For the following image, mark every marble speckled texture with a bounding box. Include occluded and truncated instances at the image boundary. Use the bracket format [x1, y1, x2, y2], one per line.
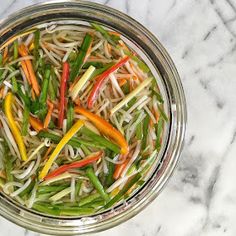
[1, 0, 236, 235]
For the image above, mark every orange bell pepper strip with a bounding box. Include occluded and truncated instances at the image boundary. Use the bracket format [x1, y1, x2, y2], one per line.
[74, 106, 129, 155]
[0, 87, 4, 99]
[4, 92, 27, 161]
[3, 46, 8, 64]
[113, 153, 129, 179]
[118, 78, 127, 87]
[44, 100, 54, 128]
[21, 61, 31, 85]
[108, 31, 121, 37]
[18, 44, 40, 96]
[42, 146, 53, 161]
[29, 116, 44, 132]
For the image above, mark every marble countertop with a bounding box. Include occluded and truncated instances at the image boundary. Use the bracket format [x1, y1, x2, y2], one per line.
[1, 0, 236, 235]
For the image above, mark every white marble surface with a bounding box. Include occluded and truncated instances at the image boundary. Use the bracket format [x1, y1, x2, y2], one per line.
[1, 0, 236, 235]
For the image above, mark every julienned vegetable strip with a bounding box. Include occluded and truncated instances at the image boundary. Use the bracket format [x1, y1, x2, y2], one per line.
[19, 178, 35, 198]
[80, 127, 120, 153]
[3, 47, 8, 65]
[70, 65, 95, 100]
[29, 116, 44, 132]
[78, 193, 101, 206]
[13, 41, 18, 60]
[41, 173, 73, 186]
[39, 65, 51, 104]
[18, 44, 40, 96]
[81, 145, 91, 155]
[38, 185, 70, 194]
[110, 77, 153, 114]
[90, 23, 119, 46]
[75, 106, 129, 154]
[17, 85, 30, 106]
[136, 121, 143, 140]
[151, 88, 164, 104]
[49, 187, 71, 202]
[44, 151, 103, 180]
[66, 100, 74, 131]
[158, 105, 168, 122]
[38, 131, 105, 149]
[32, 203, 60, 215]
[39, 120, 84, 180]
[4, 154, 14, 183]
[33, 30, 40, 61]
[48, 78, 56, 101]
[87, 56, 129, 108]
[113, 154, 129, 180]
[142, 114, 150, 150]
[155, 118, 163, 151]
[22, 105, 30, 136]
[4, 92, 27, 161]
[44, 100, 54, 129]
[11, 76, 18, 93]
[21, 61, 31, 85]
[70, 33, 93, 82]
[122, 48, 150, 73]
[58, 62, 70, 128]
[91, 63, 114, 79]
[104, 173, 142, 209]
[33, 202, 95, 216]
[83, 61, 104, 69]
[86, 167, 110, 202]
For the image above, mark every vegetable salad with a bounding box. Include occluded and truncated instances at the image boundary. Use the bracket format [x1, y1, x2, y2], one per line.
[0, 23, 167, 216]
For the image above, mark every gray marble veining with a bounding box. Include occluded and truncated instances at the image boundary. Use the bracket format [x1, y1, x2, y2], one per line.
[1, 0, 236, 235]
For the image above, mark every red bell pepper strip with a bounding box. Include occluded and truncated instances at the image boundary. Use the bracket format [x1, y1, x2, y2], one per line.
[58, 62, 70, 128]
[44, 151, 103, 180]
[74, 106, 129, 154]
[87, 56, 129, 108]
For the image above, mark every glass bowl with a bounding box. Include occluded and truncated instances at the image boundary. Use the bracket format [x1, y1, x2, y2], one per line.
[0, 1, 187, 235]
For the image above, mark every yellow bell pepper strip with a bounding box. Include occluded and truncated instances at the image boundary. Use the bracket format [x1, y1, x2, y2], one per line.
[4, 92, 27, 161]
[74, 106, 129, 155]
[39, 120, 84, 180]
